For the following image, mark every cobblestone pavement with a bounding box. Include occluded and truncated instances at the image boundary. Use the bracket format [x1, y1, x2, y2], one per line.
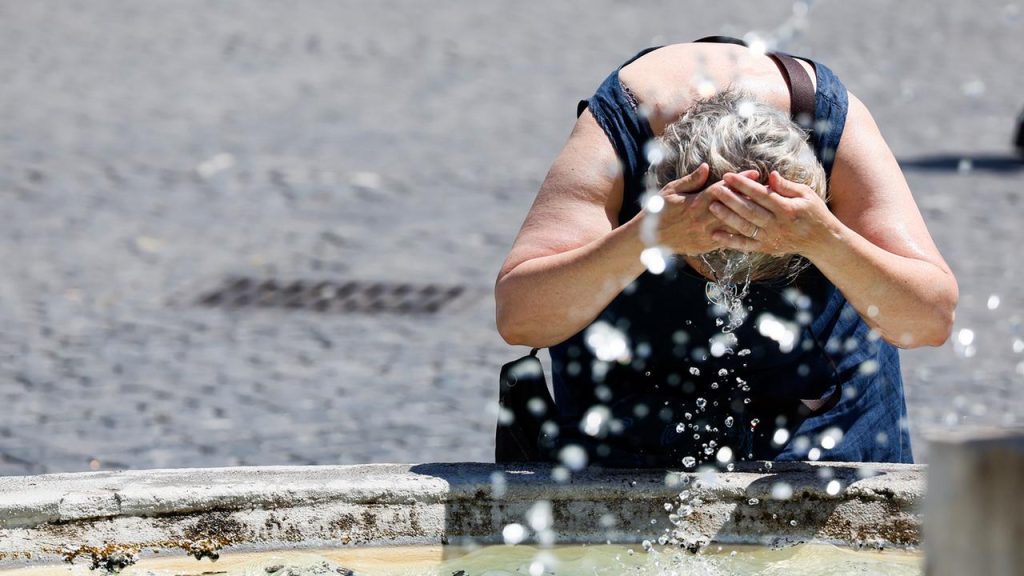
[1, 0, 1022, 475]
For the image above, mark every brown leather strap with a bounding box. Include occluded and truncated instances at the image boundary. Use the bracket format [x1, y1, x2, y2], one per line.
[769, 53, 816, 133]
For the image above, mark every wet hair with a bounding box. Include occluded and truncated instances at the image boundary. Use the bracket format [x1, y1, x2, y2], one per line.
[649, 88, 828, 282]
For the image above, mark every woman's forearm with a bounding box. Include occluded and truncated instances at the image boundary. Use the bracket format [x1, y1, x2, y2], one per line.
[804, 219, 958, 348]
[495, 215, 649, 348]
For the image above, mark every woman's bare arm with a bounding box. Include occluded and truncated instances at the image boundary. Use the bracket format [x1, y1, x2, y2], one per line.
[809, 93, 958, 346]
[494, 109, 641, 347]
[495, 109, 727, 348]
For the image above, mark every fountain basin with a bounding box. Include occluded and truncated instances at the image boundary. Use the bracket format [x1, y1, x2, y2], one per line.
[0, 461, 922, 568]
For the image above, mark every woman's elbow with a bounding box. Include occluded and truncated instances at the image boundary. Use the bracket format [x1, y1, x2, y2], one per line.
[495, 286, 538, 346]
[928, 289, 959, 347]
[912, 312, 955, 348]
[496, 308, 528, 346]
[892, 286, 958, 349]
[927, 277, 960, 347]
[495, 292, 569, 348]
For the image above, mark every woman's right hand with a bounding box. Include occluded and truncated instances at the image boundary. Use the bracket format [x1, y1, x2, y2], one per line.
[645, 164, 760, 255]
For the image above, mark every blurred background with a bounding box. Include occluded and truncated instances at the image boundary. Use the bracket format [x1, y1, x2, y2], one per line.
[1, 0, 1021, 475]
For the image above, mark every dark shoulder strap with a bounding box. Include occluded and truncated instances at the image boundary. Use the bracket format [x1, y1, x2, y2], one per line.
[693, 35, 748, 46]
[693, 37, 815, 137]
[769, 53, 816, 134]
[618, 45, 664, 69]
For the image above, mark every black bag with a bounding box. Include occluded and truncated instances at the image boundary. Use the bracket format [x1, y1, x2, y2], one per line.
[1015, 107, 1024, 156]
[494, 348, 558, 463]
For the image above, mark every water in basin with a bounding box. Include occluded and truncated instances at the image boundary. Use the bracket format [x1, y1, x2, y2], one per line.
[1, 543, 921, 576]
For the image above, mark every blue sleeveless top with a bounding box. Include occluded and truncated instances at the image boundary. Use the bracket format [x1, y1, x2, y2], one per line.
[549, 46, 913, 466]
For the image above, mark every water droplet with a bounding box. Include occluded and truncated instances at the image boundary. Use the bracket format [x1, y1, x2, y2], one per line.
[716, 446, 734, 463]
[750, 418, 760, 427]
[682, 456, 697, 468]
[737, 101, 757, 117]
[1014, 338, 1024, 354]
[696, 398, 707, 410]
[748, 498, 760, 505]
[738, 349, 751, 356]
[961, 79, 986, 97]
[988, 294, 1001, 310]
[645, 193, 665, 214]
[757, 313, 799, 353]
[551, 466, 570, 483]
[640, 246, 670, 275]
[526, 500, 553, 532]
[196, 153, 235, 179]
[826, 480, 841, 496]
[771, 481, 793, 500]
[772, 428, 790, 446]
[585, 321, 632, 363]
[858, 359, 880, 375]
[957, 328, 975, 346]
[498, 406, 515, 425]
[684, 412, 693, 420]
[820, 427, 844, 450]
[697, 78, 716, 98]
[789, 519, 798, 527]
[725, 416, 734, 428]
[808, 447, 821, 461]
[558, 444, 588, 471]
[867, 305, 879, 318]
[717, 368, 729, 377]
[710, 340, 727, 358]
[744, 33, 768, 55]
[502, 523, 526, 545]
[689, 367, 701, 376]
[644, 140, 667, 165]
[580, 405, 612, 438]
[676, 423, 686, 433]
[490, 471, 508, 498]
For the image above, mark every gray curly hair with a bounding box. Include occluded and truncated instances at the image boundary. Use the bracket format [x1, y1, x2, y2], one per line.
[649, 89, 828, 282]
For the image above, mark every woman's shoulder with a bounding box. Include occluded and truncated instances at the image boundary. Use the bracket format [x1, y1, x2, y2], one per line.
[618, 43, 796, 135]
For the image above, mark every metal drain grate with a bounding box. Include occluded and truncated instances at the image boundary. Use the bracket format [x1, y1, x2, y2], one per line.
[197, 277, 466, 315]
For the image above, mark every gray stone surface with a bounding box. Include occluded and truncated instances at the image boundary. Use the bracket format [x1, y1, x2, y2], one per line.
[1, 0, 1022, 474]
[0, 462, 924, 565]
[924, 429, 1024, 576]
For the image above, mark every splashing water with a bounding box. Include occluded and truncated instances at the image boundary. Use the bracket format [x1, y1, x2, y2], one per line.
[757, 312, 800, 353]
[701, 250, 755, 332]
[584, 321, 632, 363]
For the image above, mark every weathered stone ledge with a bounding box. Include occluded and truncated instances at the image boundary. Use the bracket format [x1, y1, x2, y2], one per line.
[0, 462, 924, 567]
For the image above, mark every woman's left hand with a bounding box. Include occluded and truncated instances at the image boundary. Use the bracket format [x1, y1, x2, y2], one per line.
[707, 171, 838, 258]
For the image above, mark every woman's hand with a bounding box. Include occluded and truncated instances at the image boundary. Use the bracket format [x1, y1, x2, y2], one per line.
[650, 164, 761, 255]
[706, 171, 838, 257]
